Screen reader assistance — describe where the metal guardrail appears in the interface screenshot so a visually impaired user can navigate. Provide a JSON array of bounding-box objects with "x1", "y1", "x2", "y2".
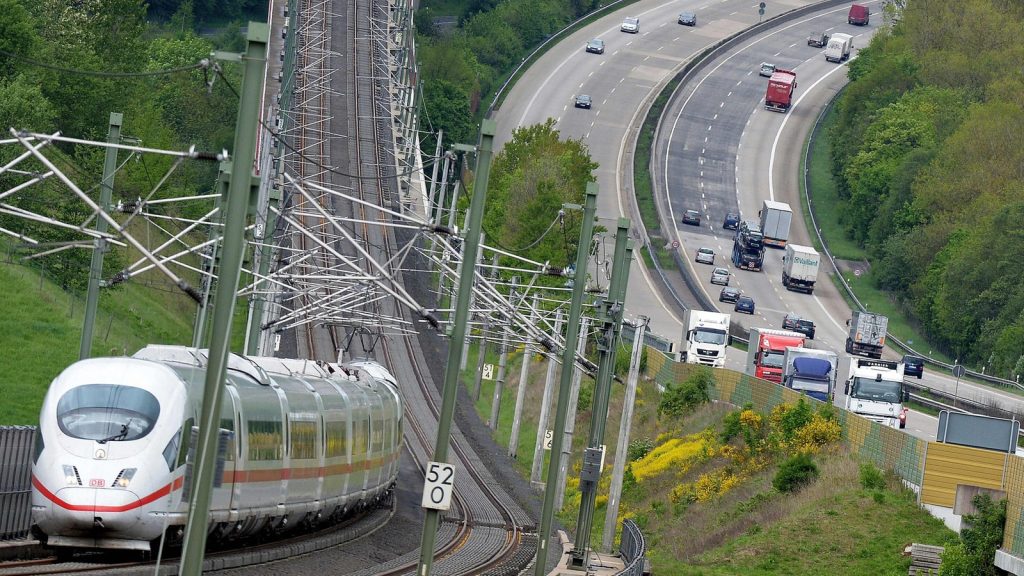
[
  {"x1": 617, "y1": 518, "x2": 648, "y2": 576},
  {"x1": 0, "y1": 426, "x2": 36, "y2": 541},
  {"x1": 801, "y1": 85, "x2": 1024, "y2": 393}
]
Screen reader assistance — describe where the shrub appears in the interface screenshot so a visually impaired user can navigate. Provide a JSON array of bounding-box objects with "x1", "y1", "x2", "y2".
[
  {"x1": 773, "y1": 452, "x2": 819, "y2": 493},
  {"x1": 859, "y1": 462, "x2": 886, "y2": 490},
  {"x1": 771, "y1": 399, "x2": 814, "y2": 443},
  {"x1": 627, "y1": 437, "x2": 655, "y2": 461},
  {"x1": 577, "y1": 380, "x2": 593, "y2": 412},
  {"x1": 939, "y1": 493, "x2": 1006, "y2": 576},
  {"x1": 658, "y1": 367, "x2": 713, "y2": 418},
  {"x1": 792, "y1": 414, "x2": 842, "y2": 452}
]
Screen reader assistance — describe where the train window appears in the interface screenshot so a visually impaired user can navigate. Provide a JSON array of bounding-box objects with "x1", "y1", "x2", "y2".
[
  {"x1": 32, "y1": 428, "x2": 44, "y2": 464},
  {"x1": 351, "y1": 418, "x2": 369, "y2": 458},
  {"x1": 371, "y1": 417, "x2": 384, "y2": 452},
  {"x1": 177, "y1": 417, "x2": 194, "y2": 468},
  {"x1": 247, "y1": 420, "x2": 283, "y2": 461},
  {"x1": 162, "y1": 431, "x2": 180, "y2": 471},
  {"x1": 290, "y1": 420, "x2": 317, "y2": 460},
  {"x1": 56, "y1": 384, "x2": 160, "y2": 442},
  {"x1": 325, "y1": 420, "x2": 348, "y2": 458},
  {"x1": 220, "y1": 418, "x2": 235, "y2": 462}
]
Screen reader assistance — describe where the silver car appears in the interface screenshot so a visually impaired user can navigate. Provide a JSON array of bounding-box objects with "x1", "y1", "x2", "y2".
[
  {"x1": 711, "y1": 267, "x2": 730, "y2": 286},
  {"x1": 621, "y1": 17, "x2": 639, "y2": 33},
  {"x1": 695, "y1": 247, "x2": 715, "y2": 265}
]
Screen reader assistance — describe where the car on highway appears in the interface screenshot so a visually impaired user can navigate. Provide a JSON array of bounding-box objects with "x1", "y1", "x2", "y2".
[
  {"x1": 734, "y1": 295, "x2": 755, "y2": 314},
  {"x1": 723, "y1": 212, "x2": 740, "y2": 230},
  {"x1": 621, "y1": 17, "x2": 640, "y2": 33},
  {"x1": 710, "y1": 267, "x2": 730, "y2": 286},
  {"x1": 807, "y1": 32, "x2": 829, "y2": 47},
  {"x1": 781, "y1": 313, "x2": 816, "y2": 339},
  {"x1": 682, "y1": 209, "x2": 702, "y2": 226},
  {"x1": 585, "y1": 39, "x2": 605, "y2": 54},
  {"x1": 903, "y1": 354, "x2": 925, "y2": 379},
  {"x1": 719, "y1": 287, "x2": 740, "y2": 303},
  {"x1": 695, "y1": 247, "x2": 715, "y2": 264},
  {"x1": 759, "y1": 62, "x2": 776, "y2": 77},
  {"x1": 678, "y1": 11, "x2": 697, "y2": 26},
  {"x1": 574, "y1": 94, "x2": 592, "y2": 109}
]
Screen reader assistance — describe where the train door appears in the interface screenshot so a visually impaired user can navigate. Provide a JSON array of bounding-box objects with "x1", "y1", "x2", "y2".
[{"x1": 215, "y1": 385, "x2": 240, "y2": 514}]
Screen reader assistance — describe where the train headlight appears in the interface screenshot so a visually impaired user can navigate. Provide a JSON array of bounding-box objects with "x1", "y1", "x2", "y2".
[
  {"x1": 63, "y1": 465, "x2": 81, "y2": 486},
  {"x1": 113, "y1": 468, "x2": 137, "y2": 489}
]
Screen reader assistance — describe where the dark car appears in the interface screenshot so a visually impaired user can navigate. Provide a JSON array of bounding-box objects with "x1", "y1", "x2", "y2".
[
  {"x1": 682, "y1": 209, "x2": 702, "y2": 226},
  {"x1": 723, "y1": 212, "x2": 740, "y2": 230},
  {"x1": 782, "y1": 313, "x2": 815, "y2": 339},
  {"x1": 903, "y1": 355, "x2": 925, "y2": 379},
  {"x1": 585, "y1": 38, "x2": 605, "y2": 54},
  {"x1": 719, "y1": 287, "x2": 740, "y2": 303},
  {"x1": 574, "y1": 94, "x2": 592, "y2": 109},
  {"x1": 678, "y1": 11, "x2": 697, "y2": 26},
  {"x1": 807, "y1": 32, "x2": 829, "y2": 47},
  {"x1": 734, "y1": 295, "x2": 755, "y2": 314}
]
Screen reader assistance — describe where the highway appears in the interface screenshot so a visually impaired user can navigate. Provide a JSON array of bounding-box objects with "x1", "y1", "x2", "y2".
[{"x1": 492, "y1": 0, "x2": 1024, "y2": 444}]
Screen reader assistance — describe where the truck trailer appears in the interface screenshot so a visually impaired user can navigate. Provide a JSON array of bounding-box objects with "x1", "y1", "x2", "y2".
[
  {"x1": 844, "y1": 358, "x2": 908, "y2": 429},
  {"x1": 781, "y1": 244, "x2": 820, "y2": 293},
  {"x1": 681, "y1": 309, "x2": 731, "y2": 368},
  {"x1": 782, "y1": 347, "x2": 838, "y2": 403},
  {"x1": 825, "y1": 33, "x2": 853, "y2": 63},
  {"x1": 764, "y1": 69, "x2": 797, "y2": 113},
  {"x1": 845, "y1": 311, "x2": 888, "y2": 359},
  {"x1": 759, "y1": 200, "x2": 792, "y2": 248},
  {"x1": 746, "y1": 327, "x2": 806, "y2": 383}
]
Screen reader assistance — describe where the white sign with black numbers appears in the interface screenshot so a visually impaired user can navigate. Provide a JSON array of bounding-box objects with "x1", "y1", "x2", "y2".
[
  {"x1": 421, "y1": 461, "x2": 456, "y2": 511},
  {"x1": 543, "y1": 429, "x2": 553, "y2": 450},
  {"x1": 482, "y1": 363, "x2": 495, "y2": 380}
]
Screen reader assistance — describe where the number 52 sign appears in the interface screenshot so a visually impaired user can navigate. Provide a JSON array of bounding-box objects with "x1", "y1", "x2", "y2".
[{"x1": 421, "y1": 461, "x2": 456, "y2": 511}]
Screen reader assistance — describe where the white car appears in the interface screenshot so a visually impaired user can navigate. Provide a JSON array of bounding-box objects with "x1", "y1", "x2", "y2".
[
  {"x1": 759, "y1": 62, "x2": 776, "y2": 77},
  {"x1": 695, "y1": 247, "x2": 715, "y2": 265},
  {"x1": 710, "y1": 267, "x2": 730, "y2": 286},
  {"x1": 621, "y1": 17, "x2": 639, "y2": 33}
]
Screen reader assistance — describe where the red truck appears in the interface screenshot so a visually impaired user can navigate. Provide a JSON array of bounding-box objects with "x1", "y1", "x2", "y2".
[
  {"x1": 764, "y1": 69, "x2": 796, "y2": 113},
  {"x1": 746, "y1": 328, "x2": 806, "y2": 383}
]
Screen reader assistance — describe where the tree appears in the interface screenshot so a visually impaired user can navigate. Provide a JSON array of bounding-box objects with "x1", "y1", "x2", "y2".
[
  {"x1": 939, "y1": 493, "x2": 1006, "y2": 576},
  {"x1": 0, "y1": 0, "x2": 38, "y2": 81}
]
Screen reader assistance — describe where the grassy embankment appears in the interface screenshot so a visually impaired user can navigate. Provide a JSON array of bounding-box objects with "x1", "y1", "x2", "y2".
[
  {"x1": 465, "y1": 350, "x2": 954, "y2": 574},
  {"x1": 0, "y1": 240, "x2": 248, "y2": 426}
]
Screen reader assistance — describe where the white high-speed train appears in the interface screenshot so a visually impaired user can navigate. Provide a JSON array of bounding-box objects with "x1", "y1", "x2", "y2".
[{"x1": 31, "y1": 345, "x2": 402, "y2": 552}]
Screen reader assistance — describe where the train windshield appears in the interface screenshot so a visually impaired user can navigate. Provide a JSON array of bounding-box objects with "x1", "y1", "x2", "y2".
[{"x1": 56, "y1": 384, "x2": 160, "y2": 442}]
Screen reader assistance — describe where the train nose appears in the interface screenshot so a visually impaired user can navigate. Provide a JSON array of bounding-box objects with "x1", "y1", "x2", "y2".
[{"x1": 51, "y1": 487, "x2": 144, "y2": 534}]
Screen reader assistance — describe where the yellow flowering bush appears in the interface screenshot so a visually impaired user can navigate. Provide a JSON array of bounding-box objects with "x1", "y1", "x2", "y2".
[
  {"x1": 793, "y1": 413, "x2": 842, "y2": 452},
  {"x1": 629, "y1": 434, "x2": 710, "y2": 482}
]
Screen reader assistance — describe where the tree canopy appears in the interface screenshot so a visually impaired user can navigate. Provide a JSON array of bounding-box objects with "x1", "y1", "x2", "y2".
[{"x1": 828, "y1": 0, "x2": 1024, "y2": 374}]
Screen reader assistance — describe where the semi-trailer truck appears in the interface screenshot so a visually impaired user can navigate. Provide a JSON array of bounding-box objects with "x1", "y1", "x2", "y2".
[
  {"x1": 844, "y1": 358, "x2": 908, "y2": 429},
  {"x1": 845, "y1": 311, "x2": 888, "y2": 359},
  {"x1": 681, "y1": 310, "x2": 731, "y2": 368},
  {"x1": 782, "y1": 347, "x2": 838, "y2": 403},
  {"x1": 746, "y1": 327, "x2": 806, "y2": 383},
  {"x1": 759, "y1": 200, "x2": 792, "y2": 248},
  {"x1": 781, "y1": 244, "x2": 820, "y2": 293},
  {"x1": 764, "y1": 69, "x2": 797, "y2": 113},
  {"x1": 825, "y1": 33, "x2": 853, "y2": 63}
]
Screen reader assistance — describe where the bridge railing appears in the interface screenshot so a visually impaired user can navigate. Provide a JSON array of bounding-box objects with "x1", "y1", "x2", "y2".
[
  {"x1": 0, "y1": 426, "x2": 36, "y2": 541},
  {"x1": 616, "y1": 519, "x2": 648, "y2": 576}
]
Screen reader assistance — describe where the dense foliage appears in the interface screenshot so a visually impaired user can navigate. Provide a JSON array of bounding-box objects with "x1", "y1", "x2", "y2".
[
  {"x1": 939, "y1": 494, "x2": 1006, "y2": 576},
  {"x1": 0, "y1": 0, "x2": 243, "y2": 291},
  {"x1": 828, "y1": 0, "x2": 1024, "y2": 373}
]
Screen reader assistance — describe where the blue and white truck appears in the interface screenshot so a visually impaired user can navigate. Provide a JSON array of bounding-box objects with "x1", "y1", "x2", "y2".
[{"x1": 782, "y1": 347, "x2": 838, "y2": 403}]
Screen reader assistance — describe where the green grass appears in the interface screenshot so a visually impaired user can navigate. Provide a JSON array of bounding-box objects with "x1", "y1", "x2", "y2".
[
  {"x1": 804, "y1": 105, "x2": 864, "y2": 262},
  {"x1": 0, "y1": 251, "x2": 247, "y2": 426}
]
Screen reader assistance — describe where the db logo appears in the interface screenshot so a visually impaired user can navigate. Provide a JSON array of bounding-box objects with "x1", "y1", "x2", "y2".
[{"x1": 89, "y1": 478, "x2": 105, "y2": 487}]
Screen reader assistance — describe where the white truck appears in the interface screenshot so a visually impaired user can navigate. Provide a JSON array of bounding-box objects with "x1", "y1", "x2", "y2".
[
  {"x1": 759, "y1": 200, "x2": 792, "y2": 248},
  {"x1": 783, "y1": 347, "x2": 838, "y2": 403},
  {"x1": 843, "y1": 358, "x2": 908, "y2": 429},
  {"x1": 681, "y1": 309, "x2": 731, "y2": 368},
  {"x1": 825, "y1": 33, "x2": 853, "y2": 63},
  {"x1": 781, "y1": 244, "x2": 820, "y2": 293}
]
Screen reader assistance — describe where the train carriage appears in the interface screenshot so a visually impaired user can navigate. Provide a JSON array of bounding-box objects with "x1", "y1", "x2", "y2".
[{"x1": 31, "y1": 345, "x2": 402, "y2": 552}]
